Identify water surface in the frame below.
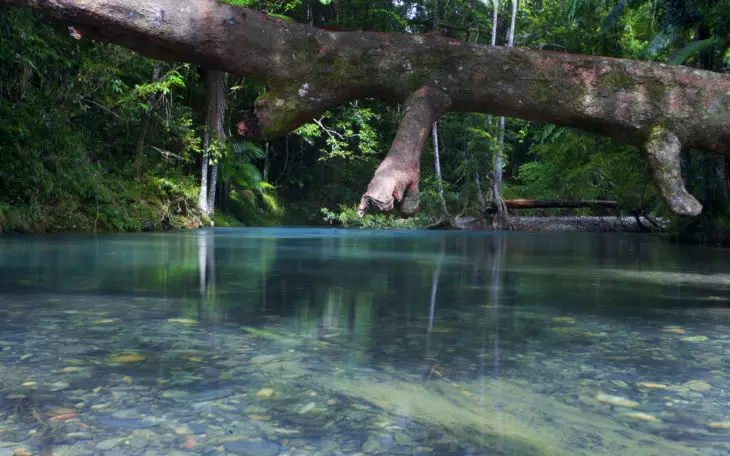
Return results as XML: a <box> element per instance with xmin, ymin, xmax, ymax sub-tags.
<box><xmin>1</xmin><ymin>228</ymin><xmax>729</xmax><ymax>455</ymax></box>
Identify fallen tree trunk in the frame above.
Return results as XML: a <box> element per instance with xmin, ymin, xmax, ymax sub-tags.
<box><xmin>3</xmin><ymin>0</ymin><xmax>730</xmax><ymax>218</ymax></box>
<box><xmin>484</xmin><ymin>199</ymin><xmax>618</xmax><ymax>213</ymax></box>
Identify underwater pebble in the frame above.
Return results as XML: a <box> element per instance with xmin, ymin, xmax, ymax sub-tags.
<box><xmin>622</xmin><ymin>412</ymin><xmax>661</xmax><ymax>423</ymax></box>
<box><xmin>96</xmin><ymin>438</ymin><xmax>126</xmax><ymax>451</ymax></box>
<box><xmin>108</xmin><ymin>353</ymin><xmax>147</xmax><ymax>363</ymax></box>
<box><xmin>708</xmin><ymin>422</ymin><xmax>730</xmax><ymax>429</ymax></box>
<box><xmin>637</xmin><ymin>382</ymin><xmax>668</xmax><ymax>389</ymax></box>
<box><xmin>48</xmin><ymin>381</ymin><xmax>70</xmax><ymax>391</ymax></box>
<box><xmin>681</xmin><ymin>336</ymin><xmax>709</xmax><ymax>343</ymax></box>
<box><xmin>250</xmin><ymin>354</ymin><xmax>279</xmax><ymax>365</ymax></box>
<box><xmin>685</xmin><ymin>380</ymin><xmax>712</xmax><ymax>392</ymax></box>
<box><xmin>222</xmin><ymin>439</ymin><xmax>281</xmax><ymax>456</ymax></box>
<box><xmin>596</xmin><ymin>394</ymin><xmax>639</xmax><ymax>408</ymax></box>
<box><xmin>167</xmin><ymin>318</ymin><xmax>198</xmax><ymax>325</ymax></box>
<box><xmin>362</xmin><ymin>436</ymin><xmax>380</xmax><ymax>454</ymax></box>
<box><xmin>256</xmin><ymin>388</ymin><xmax>274</xmax><ymax>399</ymax></box>
<box><xmin>299</xmin><ymin>402</ymin><xmax>316</xmax><ymax>414</ymax></box>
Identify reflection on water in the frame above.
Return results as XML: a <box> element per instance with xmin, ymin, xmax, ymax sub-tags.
<box><xmin>1</xmin><ymin>228</ymin><xmax>730</xmax><ymax>455</ymax></box>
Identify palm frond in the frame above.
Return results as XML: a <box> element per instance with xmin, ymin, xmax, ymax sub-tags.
<box><xmin>239</xmin><ymin>162</ymin><xmax>264</xmax><ymax>188</ymax></box>
<box><xmin>668</xmin><ymin>36</ymin><xmax>722</xmax><ymax>65</ymax></box>
<box><xmin>229</xmin><ymin>139</ymin><xmax>266</xmax><ymax>162</ymax></box>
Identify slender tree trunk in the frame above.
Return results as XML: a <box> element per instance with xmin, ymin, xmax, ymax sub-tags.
<box><xmin>134</xmin><ymin>63</ymin><xmax>161</xmax><ymax>177</ymax></box>
<box><xmin>491</xmin><ymin>0</ymin><xmax>498</xmax><ymax>46</ymax></box>
<box><xmin>475</xmin><ymin>171</ymin><xmax>486</xmax><ymax>210</ymax></box>
<box><xmin>485</xmin><ymin>0</ymin><xmax>497</xmax><ymax>196</ymax></box>
<box><xmin>492</xmin><ymin>0</ymin><xmax>517</xmax><ymax>230</ymax></box>
<box><xmin>203</xmin><ymin>69</ymin><xmax>227</xmax><ymax>219</ymax></box>
<box><xmin>432</xmin><ymin>121</ymin><xmax>449</xmax><ymax>217</ymax></box>
<box><xmin>263</xmin><ymin>141</ymin><xmax>270</xmax><ymax>183</ymax></box>
<box><xmin>198</xmin><ymin>130</ymin><xmax>210</xmax><ymax>215</ymax></box>
<box><xmin>207</xmin><ymin>164</ymin><xmax>218</xmax><ymax>217</ymax></box>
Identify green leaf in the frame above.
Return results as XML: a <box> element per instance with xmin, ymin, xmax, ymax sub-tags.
<box><xmin>668</xmin><ymin>37</ymin><xmax>722</xmax><ymax>65</ymax></box>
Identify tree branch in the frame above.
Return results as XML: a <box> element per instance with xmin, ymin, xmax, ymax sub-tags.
<box><xmin>358</xmin><ymin>86</ymin><xmax>452</xmax><ymax>217</ymax></box>
<box><xmin>4</xmin><ymin>0</ymin><xmax>730</xmax><ymax>216</ymax></box>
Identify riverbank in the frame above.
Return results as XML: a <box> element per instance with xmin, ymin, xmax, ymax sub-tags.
<box><xmin>428</xmin><ymin>215</ymin><xmax>665</xmax><ymax>233</ymax></box>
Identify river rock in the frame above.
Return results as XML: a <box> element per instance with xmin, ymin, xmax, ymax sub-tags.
<box><xmin>681</xmin><ymin>336</ymin><xmax>708</xmax><ymax>343</ymax></box>
<box><xmin>596</xmin><ymin>393</ymin><xmax>639</xmax><ymax>408</ymax></box>
<box><xmin>223</xmin><ymin>439</ymin><xmax>281</xmax><ymax>456</ymax></box>
<box><xmin>96</xmin><ymin>438</ymin><xmax>126</xmax><ymax>451</ymax></box>
<box><xmin>685</xmin><ymin>380</ymin><xmax>712</xmax><ymax>392</ymax></box>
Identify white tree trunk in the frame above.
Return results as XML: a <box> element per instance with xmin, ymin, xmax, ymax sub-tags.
<box><xmin>492</xmin><ymin>0</ymin><xmax>517</xmax><ymax>229</ymax></box>
<box><xmin>486</xmin><ymin>0</ymin><xmax>497</xmax><ymax>182</ymax></box>
<box><xmin>207</xmin><ymin>164</ymin><xmax>218</xmax><ymax>218</ymax></box>
<box><xmin>198</xmin><ymin>130</ymin><xmax>210</xmax><ymax>215</ymax></box>
<box><xmin>491</xmin><ymin>0</ymin><xmax>499</xmax><ymax>47</ymax></box>
<box><xmin>432</xmin><ymin>121</ymin><xmax>449</xmax><ymax>216</ymax></box>
<box><xmin>507</xmin><ymin>0</ymin><xmax>517</xmax><ymax>47</ymax></box>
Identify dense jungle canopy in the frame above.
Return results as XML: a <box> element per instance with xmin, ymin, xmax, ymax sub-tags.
<box><xmin>0</xmin><ymin>0</ymin><xmax>729</xmax><ymax>242</ymax></box>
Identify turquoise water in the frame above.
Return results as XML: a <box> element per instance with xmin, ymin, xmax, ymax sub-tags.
<box><xmin>1</xmin><ymin>228</ymin><xmax>729</xmax><ymax>455</ymax></box>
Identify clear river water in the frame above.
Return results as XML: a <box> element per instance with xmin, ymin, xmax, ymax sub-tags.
<box><xmin>1</xmin><ymin>228</ymin><xmax>730</xmax><ymax>456</ymax></box>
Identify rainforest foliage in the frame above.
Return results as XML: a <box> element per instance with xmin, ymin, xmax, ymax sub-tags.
<box><xmin>0</xmin><ymin>0</ymin><xmax>728</xmax><ymax>241</ymax></box>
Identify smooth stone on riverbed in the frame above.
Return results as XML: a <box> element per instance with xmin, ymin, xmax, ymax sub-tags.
<box><xmin>621</xmin><ymin>412</ymin><xmax>661</xmax><ymax>423</ymax></box>
<box><xmin>161</xmin><ymin>388</ymin><xmax>233</xmax><ymax>402</ymax></box>
<box><xmin>685</xmin><ymin>380</ymin><xmax>712</xmax><ymax>392</ymax></box>
<box><xmin>250</xmin><ymin>354</ymin><xmax>280</xmax><ymax>365</ymax></box>
<box><xmin>98</xmin><ymin>418</ymin><xmax>159</xmax><ymax>429</ymax></box>
<box><xmin>681</xmin><ymin>335</ymin><xmax>708</xmax><ymax>343</ymax></box>
<box><xmin>46</xmin><ymin>443</ymin><xmax>94</xmax><ymax>456</ymax></box>
<box><xmin>256</xmin><ymin>388</ymin><xmax>275</xmax><ymax>399</ymax></box>
<box><xmin>222</xmin><ymin>439</ymin><xmax>281</xmax><ymax>456</ymax></box>
<box><xmin>96</xmin><ymin>438</ymin><xmax>126</xmax><ymax>450</ymax></box>
<box><xmin>596</xmin><ymin>393</ymin><xmax>639</xmax><ymax>408</ymax></box>
<box><xmin>708</xmin><ymin>422</ymin><xmax>730</xmax><ymax>429</ymax></box>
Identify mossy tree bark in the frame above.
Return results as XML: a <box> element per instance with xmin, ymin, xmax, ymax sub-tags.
<box><xmin>205</xmin><ymin>69</ymin><xmax>227</xmax><ymax>218</ymax></box>
<box><xmin>5</xmin><ymin>0</ymin><xmax>730</xmax><ymax>217</ymax></box>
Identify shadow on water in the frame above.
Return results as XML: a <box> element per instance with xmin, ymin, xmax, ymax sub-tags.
<box><xmin>0</xmin><ymin>228</ymin><xmax>729</xmax><ymax>455</ymax></box>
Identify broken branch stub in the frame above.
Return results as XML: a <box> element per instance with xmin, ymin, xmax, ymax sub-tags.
<box><xmin>358</xmin><ymin>87</ymin><xmax>453</xmax><ymax>218</ymax></box>
<box><xmin>644</xmin><ymin>127</ymin><xmax>702</xmax><ymax>217</ymax></box>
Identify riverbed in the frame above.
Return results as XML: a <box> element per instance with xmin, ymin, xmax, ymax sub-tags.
<box><xmin>0</xmin><ymin>228</ymin><xmax>729</xmax><ymax>455</ymax></box>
